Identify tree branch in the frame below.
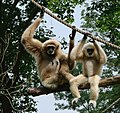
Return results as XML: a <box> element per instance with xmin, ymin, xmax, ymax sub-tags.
<box><xmin>28</xmin><ymin>75</ymin><xmax>120</xmax><ymax>96</ymax></box>
<box><xmin>102</xmin><ymin>97</ymin><xmax>120</xmax><ymax>113</ymax></box>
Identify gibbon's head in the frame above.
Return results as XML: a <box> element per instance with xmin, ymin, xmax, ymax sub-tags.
<box><xmin>83</xmin><ymin>43</ymin><xmax>96</xmax><ymax>57</ymax></box>
<box><xmin>42</xmin><ymin>39</ymin><xmax>61</xmax><ymax>56</ymax></box>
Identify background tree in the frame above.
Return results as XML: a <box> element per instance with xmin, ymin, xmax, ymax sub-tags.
<box><xmin>54</xmin><ymin>0</ymin><xmax>120</xmax><ymax>113</ymax></box>
<box><xmin>0</xmin><ymin>0</ymin><xmax>120</xmax><ymax>113</ymax></box>
<box><xmin>0</xmin><ymin>0</ymin><xmax>79</xmax><ymax>112</ymax></box>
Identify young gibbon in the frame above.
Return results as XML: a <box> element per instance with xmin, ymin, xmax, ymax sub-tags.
<box><xmin>21</xmin><ymin>14</ymin><xmax>78</xmax><ymax>98</ymax></box>
<box><xmin>70</xmin><ymin>35</ymin><xmax>107</xmax><ymax>108</ymax></box>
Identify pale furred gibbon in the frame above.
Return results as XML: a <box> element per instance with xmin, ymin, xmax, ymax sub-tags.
<box><xmin>21</xmin><ymin>15</ymin><xmax>78</xmax><ymax>98</ymax></box>
<box><xmin>69</xmin><ymin>35</ymin><xmax>107</xmax><ymax>108</ymax></box>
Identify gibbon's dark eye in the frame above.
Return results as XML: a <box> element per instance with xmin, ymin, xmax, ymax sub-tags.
<box><xmin>56</xmin><ymin>61</ymin><xmax>58</xmax><ymax>65</ymax></box>
<box><xmin>47</xmin><ymin>45</ymin><xmax>55</xmax><ymax>50</ymax></box>
<box><xmin>87</xmin><ymin>48</ymin><xmax>94</xmax><ymax>55</ymax></box>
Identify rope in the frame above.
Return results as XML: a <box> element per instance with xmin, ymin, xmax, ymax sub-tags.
<box><xmin>31</xmin><ymin>0</ymin><xmax>120</xmax><ymax>49</ymax></box>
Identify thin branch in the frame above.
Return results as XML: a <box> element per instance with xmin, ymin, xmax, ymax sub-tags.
<box><xmin>0</xmin><ymin>89</ymin><xmax>31</xmax><ymax>112</ymax></box>
<box><xmin>0</xmin><ymin>52</ymin><xmax>20</xmax><ymax>88</ymax></box>
<box><xmin>102</xmin><ymin>97</ymin><xmax>120</xmax><ymax>113</ymax></box>
<box><xmin>5</xmin><ymin>95</ymin><xmax>30</xmax><ymax>112</ymax></box>
<box><xmin>0</xmin><ymin>32</ymin><xmax>11</xmax><ymax>66</ymax></box>
<box><xmin>0</xmin><ymin>84</ymin><xmax>25</xmax><ymax>96</ymax></box>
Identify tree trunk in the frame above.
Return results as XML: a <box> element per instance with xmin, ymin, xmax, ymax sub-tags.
<box><xmin>0</xmin><ymin>96</ymin><xmax>12</xmax><ymax>113</ymax></box>
<box><xmin>28</xmin><ymin>75</ymin><xmax>120</xmax><ymax>96</ymax></box>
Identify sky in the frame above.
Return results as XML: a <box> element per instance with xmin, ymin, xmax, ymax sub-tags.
<box><xmin>33</xmin><ymin>94</ymin><xmax>77</xmax><ymax>113</ymax></box>
<box><xmin>32</xmin><ymin>6</ymin><xmax>83</xmax><ymax>113</ymax></box>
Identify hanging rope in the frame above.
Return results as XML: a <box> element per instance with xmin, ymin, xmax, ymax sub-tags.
<box><xmin>31</xmin><ymin>0</ymin><xmax>120</xmax><ymax>49</ymax></box>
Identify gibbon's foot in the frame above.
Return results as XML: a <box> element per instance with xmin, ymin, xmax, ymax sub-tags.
<box><xmin>89</xmin><ymin>100</ymin><xmax>96</xmax><ymax>109</ymax></box>
<box><xmin>28</xmin><ymin>88</ymin><xmax>41</xmax><ymax>96</ymax></box>
<box><xmin>42</xmin><ymin>82</ymin><xmax>58</xmax><ymax>89</ymax></box>
<box><xmin>71</xmin><ymin>97</ymin><xmax>80</xmax><ymax>105</ymax></box>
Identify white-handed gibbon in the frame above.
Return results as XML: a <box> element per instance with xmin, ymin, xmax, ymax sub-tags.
<box><xmin>21</xmin><ymin>13</ymin><xmax>78</xmax><ymax>98</ymax></box>
<box><xmin>70</xmin><ymin>35</ymin><xmax>107</xmax><ymax>108</ymax></box>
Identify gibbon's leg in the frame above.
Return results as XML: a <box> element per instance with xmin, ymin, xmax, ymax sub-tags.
<box><xmin>41</xmin><ymin>60</ymin><xmax>60</xmax><ymax>89</ymax></box>
<box><xmin>42</xmin><ymin>75</ymin><xmax>59</xmax><ymax>89</ymax></box>
<box><xmin>64</xmin><ymin>72</ymin><xmax>81</xmax><ymax>105</ymax></box>
<box><xmin>70</xmin><ymin>74</ymin><xmax>88</xmax><ymax>104</ymax></box>
<box><xmin>58</xmin><ymin>59</ymin><xmax>81</xmax><ymax>101</ymax></box>
<box><xmin>59</xmin><ymin>57</ymin><xmax>74</xmax><ymax>80</ymax></box>
<box><xmin>88</xmin><ymin>75</ymin><xmax>100</xmax><ymax>108</ymax></box>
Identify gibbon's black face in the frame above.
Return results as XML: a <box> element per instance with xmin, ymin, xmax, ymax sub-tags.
<box><xmin>83</xmin><ymin>43</ymin><xmax>95</xmax><ymax>57</ymax></box>
<box><xmin>46</xmin><ymin>45</ymin><xmax>56</xmax><ymax>55</ymax></box>
<box><xmin>87</xmin><ymin>48</ymin><xmax>94</xmax><ymax>56</ymax></box>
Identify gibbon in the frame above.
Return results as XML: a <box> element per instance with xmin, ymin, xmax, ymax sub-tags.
<box><xmin>21</xmin><ymin>14</ymin><xmax>78</xmax><ymax>98</ymax></box>
<box><xmin>70</xmin><ymin>35</ymin><xmax>107</xmax><ymax>108</ymax></box>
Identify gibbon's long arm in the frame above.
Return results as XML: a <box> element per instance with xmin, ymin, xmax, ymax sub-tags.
<box><xmin>94</xmin><ymin>41</ymin><xmax>107</xmax><ymax>64</ymax></box>
<box><xmin>21</xmin><ymin>17</ymin><xmax>42</xmax><ymax>56</ymax></box>
<box><xmin>70</xmin><ymin>35</ymin><xmax>87</xmax><ymax>61</ymax></box>
<box><xmin>77</xmin><ymin>35</ymin><xmax>87</xmax><ymax>59</ymax></box>
<box><xmin>68</xmin><ymin>28</ymin><xmax>76</xmax><ymax>70</ymax></box>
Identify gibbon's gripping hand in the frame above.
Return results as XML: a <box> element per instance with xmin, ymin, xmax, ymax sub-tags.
<box><xmin>39</xmin><ymin>7</ymin><xmax>45</xmax><ymax>18</ymax></box>
<box><xmin>69</xmin><ymin>26</ymin><xmax>76</xmax><ymax>40</ymax></box>
<box><xmin>89</xmin><ymin>39</ymin><xmax>95</xmax><ymax>43</ymax></box>
<box><xmin>83</xmin><ymin>34</ymin><xmax>87</xmax><ymax>40</ymax></box>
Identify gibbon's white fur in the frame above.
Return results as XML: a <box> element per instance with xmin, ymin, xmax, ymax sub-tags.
<box><xmin>70</xmin><ymin>36</ymin><xmax>107</xmax><ymax>108</ymax></box>
<box><xmin>21</xmin><ymin>17</ymin><xmax>78</xmax><ymax>97</ymax></box>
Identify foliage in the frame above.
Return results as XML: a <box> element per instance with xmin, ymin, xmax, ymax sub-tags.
<box><xmin>48</xmin><ymin>0</ymin><xmax>85</xmax><ymax>23</ymax></box>
<box><xmin>0</xmin><ymin>0</ymin><xmax>43</xmax><ymax>112</ymax></box>
<box><xmin>54</xmin><ymin>0</ymin><xmax>120</xmax><ymax>113</ymax></box>
<box><xmin>0</xmin><ymin>0</ymin><xmax>78</xmax><ymax>112</ymax></box>
<box><xmin>0</xmin><ymin>0</ymin><xmax>120</xmax><ymax>113</ymax></box>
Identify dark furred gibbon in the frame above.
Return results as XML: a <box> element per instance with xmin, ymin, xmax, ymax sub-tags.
<box><xmin>70</xmin><ymin>35</ymin><xmax>107</xmax><ymax>108</ymax></box>
<box><xmin>21</xmin><ymin>17</ymin><xmax>78</xmax><ymax>98</ymax></box>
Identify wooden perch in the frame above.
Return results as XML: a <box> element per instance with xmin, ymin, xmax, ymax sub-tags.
<box><xmin>28</xmin><ymin>75</ymin><xmax>120</xmax><ymax>96</ymax></box>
